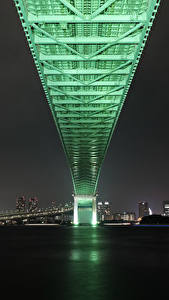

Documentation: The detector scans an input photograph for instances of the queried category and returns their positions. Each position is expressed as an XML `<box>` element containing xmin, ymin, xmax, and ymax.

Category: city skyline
<box><xmin>0</xmin><ymin>2</ymin><xmax>169</xmax><ymax>215</ymax></box>
<box><xmin>0</xmin><ymin>193</ymin><xmax>165</xmax><ymax>220</ymax></box>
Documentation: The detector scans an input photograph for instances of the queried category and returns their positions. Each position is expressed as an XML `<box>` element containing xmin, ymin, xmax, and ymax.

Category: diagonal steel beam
<box><xmin>86</xmin><ymin>103</ymin><xmax>119</xmax><ymax>118</ymax></box>
<box><xmin>88</xmin><ymin>23</ymin><xmax>143</xmax><ymax>59</ymax></box>
<box><xmin>31</xmin><ymin>23</ymin><xmax>86</xmax><ymax>60</ymax></box>
<box><xmin>86</xmin><ymin>61</ymin><xmax>132</xmax><ymax>86</ymax></box>
<box><xmin>44</xmin><ymin>61</ymin><xmax>130</xmax><ymax>88</ymax></box>
<box><xmin>86</xmin><ymin>86</ymin><xmax>124</xmax><ymax>104</ymax></box>
<box><xmin>43</xmin><ymin>61</ymin><xmax>85</xmax><ymax>86</ymax></box>
<box><xmin>59</xmin><ymin>0</ymin><xmax>85</xmax><ymax>20</ymax></box>
<box><xmin>54</xmin><ymin>103</ymin><xmax>83</xmax><ymax>116</ymax></box>
<box><xmin>89</xmin><ymin>0</ymin><xmax>117</xmax><ymax>20</ymax></box>
<box><xmin>49</xmin><ymin>86</ymin><xmax>84</xmax><ymax>104</ymax></box>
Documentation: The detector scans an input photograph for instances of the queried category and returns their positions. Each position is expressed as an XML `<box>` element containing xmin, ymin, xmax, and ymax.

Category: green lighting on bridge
<box><xmin>13</xmin><ymin>0</ymin><xmax>160</xmax><ymax>225</ymax></box>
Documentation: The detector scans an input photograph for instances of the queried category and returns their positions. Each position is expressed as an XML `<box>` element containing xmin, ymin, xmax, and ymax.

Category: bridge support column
<box><xmin>73</xmin><ymin>195</ymin><xmax>97</xmax><ymax>225</ymax></box>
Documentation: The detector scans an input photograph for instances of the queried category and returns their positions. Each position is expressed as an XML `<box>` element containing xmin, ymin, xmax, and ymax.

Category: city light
<box><xmin>74</xmin><ymin>212</ymin><xmax>79</xmax><ymax>226</ymax></box>
<box><xmin>92</xmin><ymin>210</ymin><xmax>97</xmax><ymax>226</ymax></box>
<box><xmin>73</xmin><ymin>196</ymin><xmax>78</xmax><ymax>225</ymax></box>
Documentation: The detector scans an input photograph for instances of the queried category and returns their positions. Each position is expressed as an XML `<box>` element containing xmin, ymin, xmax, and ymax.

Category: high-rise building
<box><xmin>16</xmin><ymin>196</ymin><xmax>26</xmax><ymax>211</ymax></box>
<box><xmin>64</xmin><ymin>201</ymin><xmax>73</xmax><ymax>210</ymax></box>
<box><xmin>51</xmin><ymin>200</ymin><xmax>57</xmax><ymax>209</ymax></box>
<box><xmin>97</xmin><ymin>202</ymin><xmax>103</xmax><ymax>221</ymax></box>
<box><xmin>163</xmin><ymin>201</ymin><xmax>169</xmax><ymax>216</ymax></box>
<box><xmin>28</xmin><ymin>197</ymin><xmax>38</xmax><ymax>212</ymax></box>
<box><xmin>138</xmin><ymin>202</ymin><xmax>149</xmax><ymax>218</ymax></box>
<box><xmin>97</xmin><ymin>201</ymin><xmax>111</xmax><ymax>221</ymax></box>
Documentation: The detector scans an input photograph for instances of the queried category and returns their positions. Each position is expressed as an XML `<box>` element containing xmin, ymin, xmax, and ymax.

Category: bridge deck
<box><xmin>13</xmin><ymin>0</ymin><xmax>160</xmax><ymax>196</ymax></box>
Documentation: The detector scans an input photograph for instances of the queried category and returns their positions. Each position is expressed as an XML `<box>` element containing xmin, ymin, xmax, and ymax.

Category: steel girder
<box><xmin>13</xmin><ymin>0</ymin><xmax>160</xmax><ymax>196</ymax></box>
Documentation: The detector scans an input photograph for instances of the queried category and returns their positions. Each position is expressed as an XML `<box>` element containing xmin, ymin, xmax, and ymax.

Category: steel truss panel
<box><xmin>13</xmin><ymin>0</ymin><xmax>160</xmax><ymax>196</ymax></box>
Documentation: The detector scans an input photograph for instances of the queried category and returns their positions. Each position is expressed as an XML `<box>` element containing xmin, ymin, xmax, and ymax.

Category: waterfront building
<box><xmin>163</xmin><ymin>201</ymin><xmax>169</xmax><ymax>216</ymax></box>
<box><xmin>51</xmin><ymin>200</ymin><xmax>57</xmax><ymax>209</ymax></box>
<box><xmin>64</xmin><ymin>201</ymin><xmax>73</xmax><ymax>210</ymax></box>
<box><xmin>120</xmin><ymin>212</ymin><xmax>136</xmax><ymax>221</ymax></box>
<box><xmin>16</xmin><ymin>196</ymin><xmax>26</xmax><ymax>212</ymax></box>
<box><xmin>112</xmin><ymin>212</ymin><xmax>136</xmax><ymax>221</ymax></box>
<box><xmin>112</xmin><ymin>213</ymin><xmax>121</xmax><ymax>221</ymax></box>
<box><xmin>138</xmin><ymin>202</ymin><xmax>149</xmax><ymax>218</ymax></box>
<box><xmin>28</xmin><ymin>197</ymin><xmax>38</xmax><ymax>212</ymax></box>
<box><xmin>97</xmin><ymin>201</ymin><xmax>111</xmax><ymax>221</ymax></box>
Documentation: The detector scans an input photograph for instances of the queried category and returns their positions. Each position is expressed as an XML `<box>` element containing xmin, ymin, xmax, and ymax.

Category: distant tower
<box><xmin>28</xmin><ymin>197</ymin><xmax>38</xmax><ymax>212</ymax></box>
<box><xmin>163</xmin><ymin>201</ymin><xmax>169</xmax><ymax>216</ymax></box>
<box><xmin>138</xmin><ymin>202</ymin><xmax>149</xmax><ymax>218</ymax></box>
<box><xmin>97</xmin><ymin>202</ymin><xmax>103</xmax><ymax>221</ymax></box>
<box><xmin>51</xmin><ymin>200</ymin><xmax>57</xmax><ymax>209</ymax></box>
<box><xmin>104</xmin><ymin>201</ymin><xmax>111</xmax><ymax>219</ymax></box>
<box><xmin>16</xmin><ymin>196</ymin><xmax>26</xmax><ymax>212</ymax></box>
<box><xmin>97</xmin><ymin>201</ymin><xmax>111</xmax><ymax>221</ymax></box>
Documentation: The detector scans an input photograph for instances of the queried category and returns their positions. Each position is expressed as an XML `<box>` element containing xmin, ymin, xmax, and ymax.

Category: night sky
<box><xmin>0</xmin><ymin>1</ymin><xmax>168</xmax><ymax>215</ymax></box>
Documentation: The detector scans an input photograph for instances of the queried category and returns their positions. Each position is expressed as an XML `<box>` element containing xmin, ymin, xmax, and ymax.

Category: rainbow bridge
<box><xmin>13</xmin><ymin>0</ymin><xmax>160</xmax><ymax>225</ymax></box>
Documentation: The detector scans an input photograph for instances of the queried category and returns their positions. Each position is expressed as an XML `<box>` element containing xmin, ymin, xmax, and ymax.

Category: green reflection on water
<box><xmin>67</xmin><ymin>226</ymin><xmax>107</xmax><ymax>299</ymax></box>
<box><xmin>71</xmin><ymin>249</ymin><xmax>99</xmax><ymax>262</ymax></box>
<box><xmin>90</xmin><ymin>250</ymin><xmax>99</xmax><ymax>262</ymax></box>
<box><xmin>70</xmin><ymin>227</ymin><xmax>100</xmax><ymax>262</ymax></box>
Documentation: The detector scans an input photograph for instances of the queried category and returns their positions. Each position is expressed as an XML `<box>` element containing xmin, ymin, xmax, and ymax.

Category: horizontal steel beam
<box><xmin>58</xmin><ymin>119</ymin><xmax>115</xmax><ymax>123</ymax></box>
<box><xmin>62</xmin><ymin>128</ymin><xmax>110</xmax><ymax>133</ymax></box>
<box><xmin>63</xmin><ymin>137</ymin><xmax>108</xmax><ymax>142</ymax></box>
<box><xmin>28</xmin><ymin>13</ymin><xmax>147</xmax><ymax>24</ymax></box>
<box><xmin>47</xmin><ymin>79</ymin><xmax>126</xmax><ymax>86</ymax></box>
<box><xmin>50</xmin><ymin>90</ymin><xmax>123</xmax><ymax>96</ymax></box>
<box><xmin>56</xmin><ymin>113</ymin><xmax>116</xmax><ymax>118</ymax></box>
<box><xmin>35</xmin><ymin>35</ymin><xmax>140</xmax><ymax>45</ymax></box>
<box><xmin>62</xmin><ymin>128</ymin><xmax>110</xmax><ymax>137</ymax></box>
<box><xmin>52</xmin><ymin>99</ymin><xmax>121</xmax><ymax>104</ymax></box>
<box><xmin>40</xmin><ymin>53</ymin><xmax>134</xmax><ymax>61</ymax></box>
<box><xmin>54</xmin><ymin>106</ymin><xmax>118</xmax><ymax>112</ymax></box>
<box><xmin>63</xmin><ymin>133</ymin><xmax>110</xmax><ymax>138</ymax></box>
<box><xmin>59</xmin><ymin>124</ymin><xmax>112</xmax><ymax>128</ymax></box>
<box><xmin>44</xmin><ymin>67</ymin><xmax>131</xmax><ymax>75</ymax></box>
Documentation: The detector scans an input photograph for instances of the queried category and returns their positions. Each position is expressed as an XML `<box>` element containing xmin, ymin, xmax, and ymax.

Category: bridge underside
<box><xmin>13</xmin><ymin>0</ymin><xmax>160</xmax><ymax>224</ymax></box>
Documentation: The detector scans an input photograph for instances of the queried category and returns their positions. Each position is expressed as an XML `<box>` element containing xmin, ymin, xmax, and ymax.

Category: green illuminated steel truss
<box><xmin>13</xmin><ymin>0</ymin><xmax>160</xmax><ymax>195</ymax></box>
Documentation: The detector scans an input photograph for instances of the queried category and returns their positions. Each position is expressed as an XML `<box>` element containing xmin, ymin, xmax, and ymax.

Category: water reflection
<box><xmin>67</xmin><ymin>226</ymin><xmax>108</xmax><ymax>299</ymax></box>
<box><xmin>1</xmin><ymin>226</ymin><xmax>168</xmax><ymax>299</ymax></box>
<box><xmin>71</xmin><ymin>247</ymin><xmax>100</xmax><ymax>262</ymax></box>
<box><xmin>70</xmin><ymin>227</ymin><xmax>101</xmax><ymax>263</ymax></box>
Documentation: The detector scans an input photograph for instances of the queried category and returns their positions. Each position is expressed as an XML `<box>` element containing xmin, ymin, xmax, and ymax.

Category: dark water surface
<box><xmin>0</xmin><ymin>225</ymin><xmax>169</xmax><ymax>299</ymax></box>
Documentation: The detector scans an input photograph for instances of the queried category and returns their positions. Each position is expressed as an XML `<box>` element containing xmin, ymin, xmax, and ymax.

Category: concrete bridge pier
<box><xmin>73</xmin><ymin>195</ymin><xmax>97</xmax><ymax>225</ymax></box>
